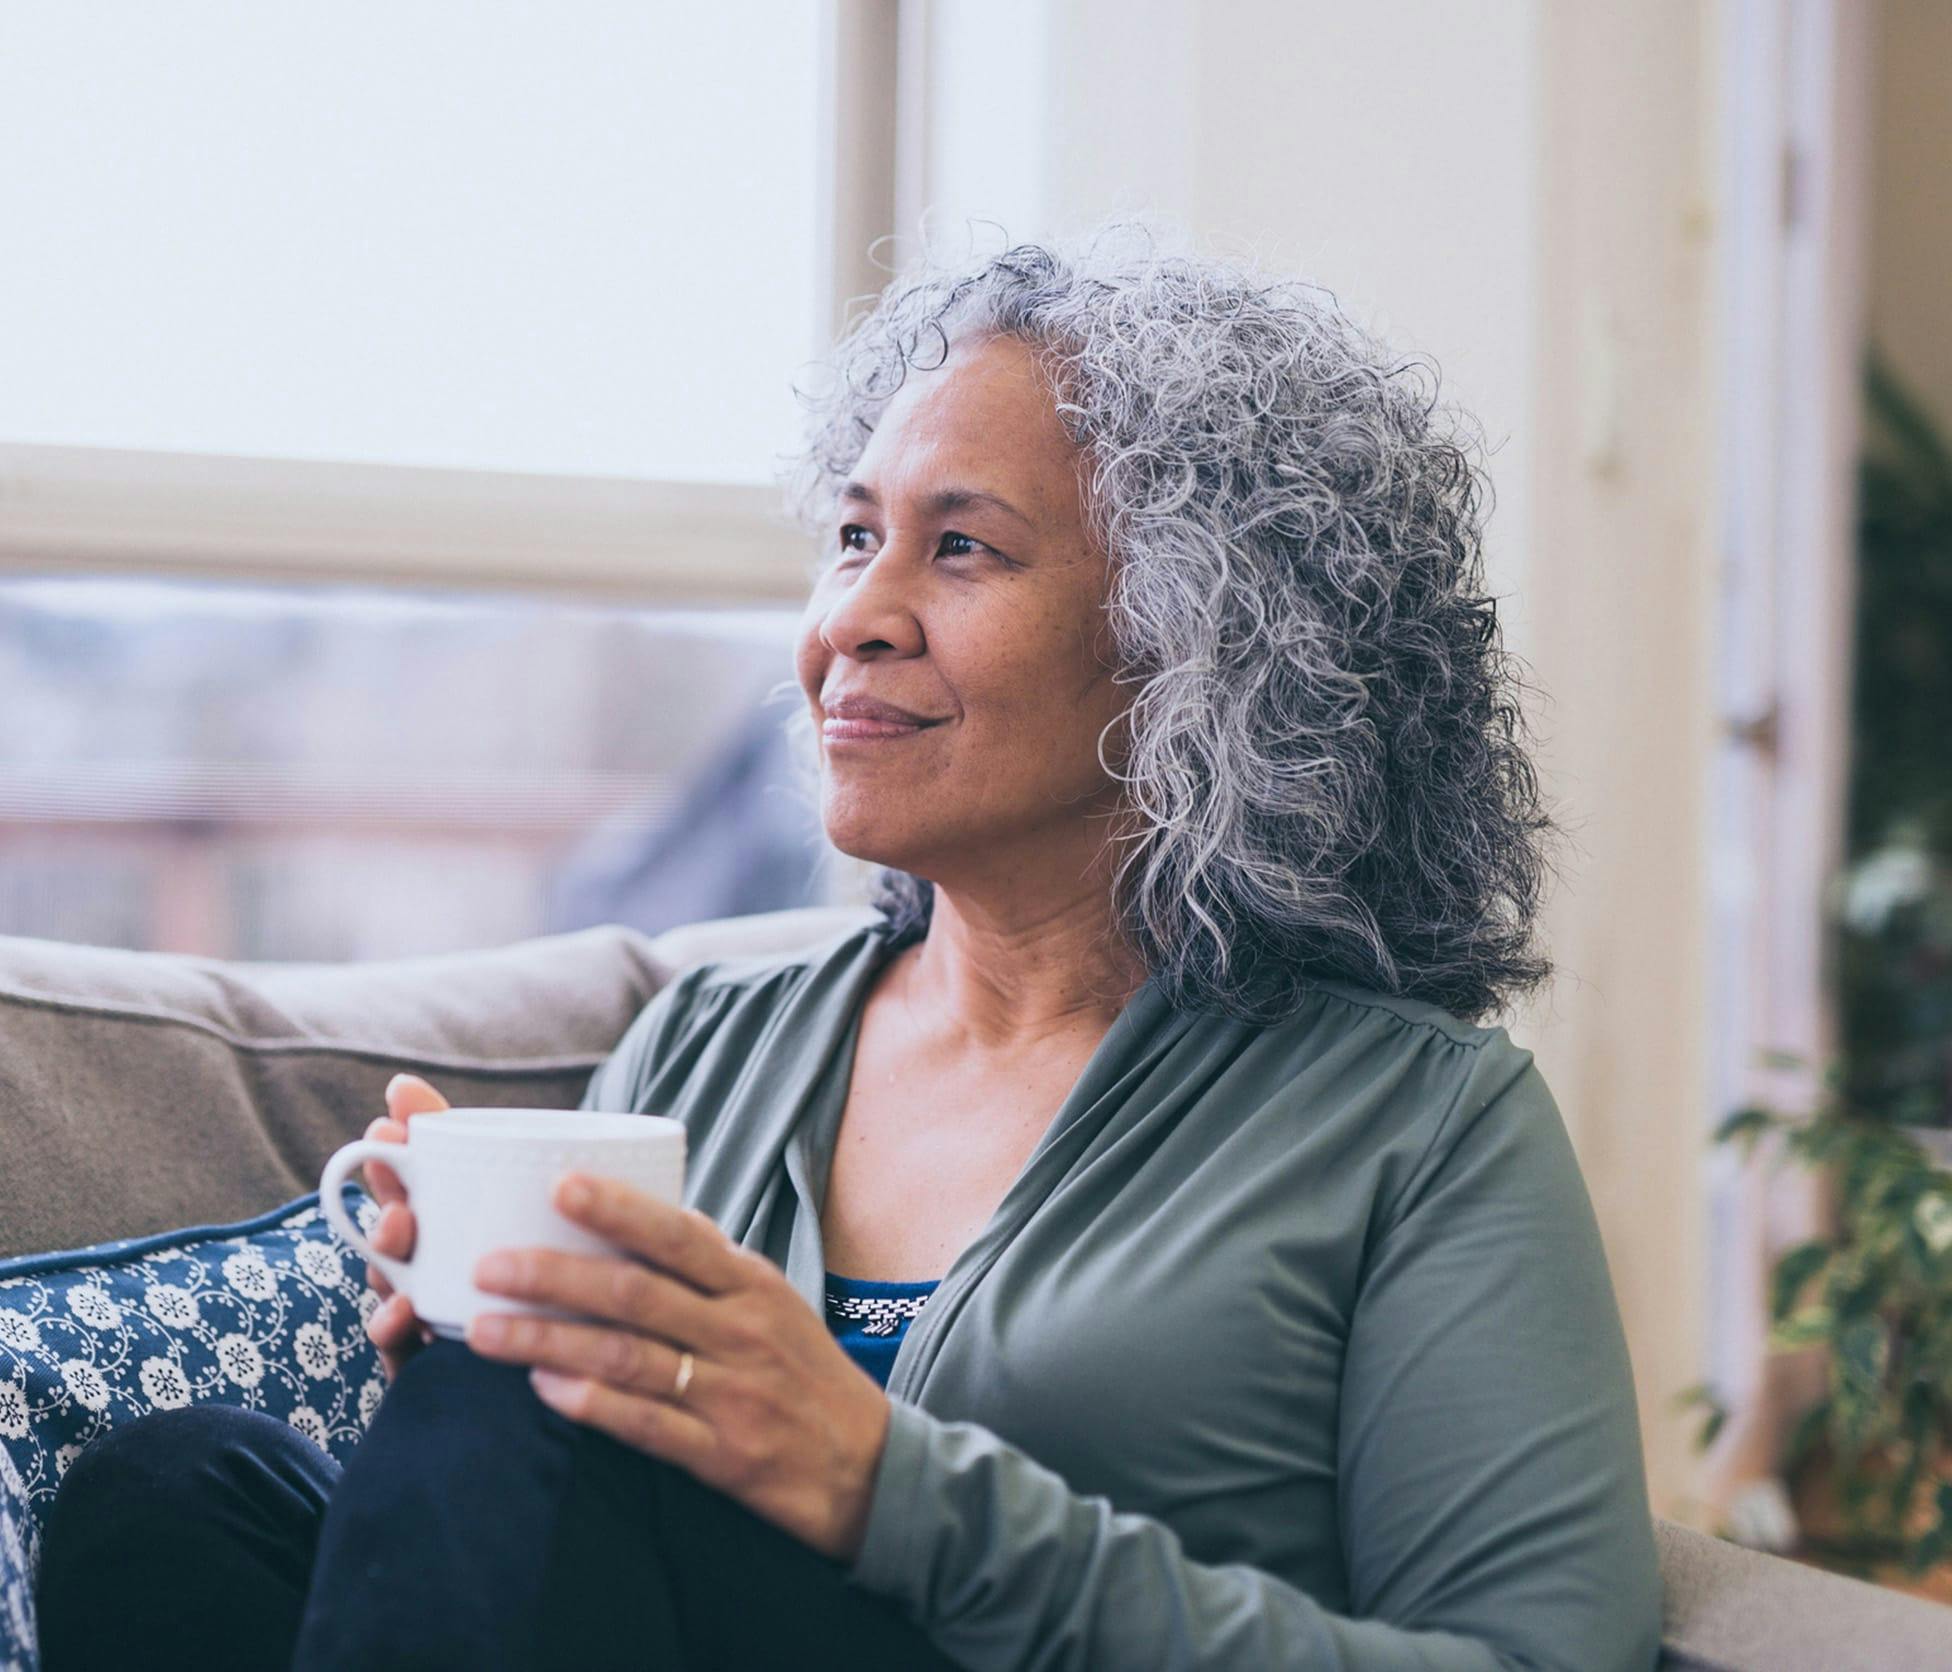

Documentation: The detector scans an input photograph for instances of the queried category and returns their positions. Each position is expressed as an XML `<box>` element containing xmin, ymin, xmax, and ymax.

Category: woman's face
<box><xmin>794</xmin><ymin>332</ymin><xmax>1129</xmax><ymax>893</ymax></box>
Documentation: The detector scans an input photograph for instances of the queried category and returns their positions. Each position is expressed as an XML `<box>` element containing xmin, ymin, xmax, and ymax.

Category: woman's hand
<box><xmin>463</xmin><ymin>1173</ymin><xmax>893</xmax><ymax>1565</ymax></box>
<box><xmin>359</xmin><ymin>1072</ymin><xmax>450</xmax><ymax>1381</ymax></box>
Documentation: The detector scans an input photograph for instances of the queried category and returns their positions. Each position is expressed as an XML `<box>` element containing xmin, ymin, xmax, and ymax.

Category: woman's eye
<box><xmin>831</xmin><ymin>525</ymin><xmax>997</xmax><ymax>564</ymax></box>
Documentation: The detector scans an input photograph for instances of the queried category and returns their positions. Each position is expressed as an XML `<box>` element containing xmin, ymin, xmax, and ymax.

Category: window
<box><xmin>0</xmin><ymin>3</ymin><xmax>826</xmax><ymax>485</ymax></box>
<box><xmin>0</xmin><ymin>8</ymin><xmax>901</xmax><ymax>957</ymax></box>
<box><xmin>0</xmin><ymin>577</ymin><xmax>830</xmax><ymax>959</ymax></box>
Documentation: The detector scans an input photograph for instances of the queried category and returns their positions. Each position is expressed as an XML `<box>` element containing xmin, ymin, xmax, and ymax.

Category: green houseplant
<box><xmin>1678</xmin><ymin>1065</ymin><xmax>1952</xmax><ymax>1581</ymax></box>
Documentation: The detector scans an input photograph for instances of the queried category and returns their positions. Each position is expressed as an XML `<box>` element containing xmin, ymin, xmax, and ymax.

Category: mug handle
<box><xmin>320</xmin><ymin>1139</ymin><xmax>415</xmax><ymax>1297</ymax></box>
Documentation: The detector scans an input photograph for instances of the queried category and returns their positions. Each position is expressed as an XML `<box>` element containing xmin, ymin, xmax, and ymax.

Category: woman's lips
<box><xmin>822</xmin><ymin>716</ymin><xmax>940</xmax><ymax>743</ymax></box>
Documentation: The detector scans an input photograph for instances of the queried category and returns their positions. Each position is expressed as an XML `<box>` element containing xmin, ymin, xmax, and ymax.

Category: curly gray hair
<box><xmin>781</xmin><ymin>218</ymin><xmax>1562</xmax><ymax>1025</ymax></box>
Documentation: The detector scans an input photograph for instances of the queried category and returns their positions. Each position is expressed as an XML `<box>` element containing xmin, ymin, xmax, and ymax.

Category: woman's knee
<box><xmin>323</xmin><ymin>1338</ymin><xmax>665</xmax><ymax>1554</ymax></box>
<box><xmin>323</xmin><ymin>1338</ymin><xmax>584</xmax><ymax>1529</ymax></box>
<box><xmin>366</xmin><ymin>1336</ymin><xmax>585</xmax><ymax>1459</ymax></box>
<box><xmin>46</xmin><ymin>1402</ymin><xmax>337</xmax><ymax>1553</ymax></box>
<box><xmin>59</xmin><ymin>1404</ymin><xmax>295</xmax><ymax>1499</ymax></box>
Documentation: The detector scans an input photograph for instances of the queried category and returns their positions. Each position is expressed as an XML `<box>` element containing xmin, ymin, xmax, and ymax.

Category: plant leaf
<box><xmin>1771</xmin><ymin>1240</ymin><xmax>1835</xmax><ymax>1322</ymax></box>
<box><xmin>1833</xmin><ymin>1314</ymin><xmax>1891</xmax><ymax>1452</ymax></box>
<box><xmin>1772</xmin><ymin>1305</ymin><xmax>1836</xmax><ymax>1349</ymax></box>
<box><xmin>1782</xmin><ymin>1398</ymin><xmax>1833</xmax><ymax>1474</ymax></box>
<box><xmin>1713</xmin><ymin>1105</ymin><xmax>1777</xmax><ymax>1152</ymax></box>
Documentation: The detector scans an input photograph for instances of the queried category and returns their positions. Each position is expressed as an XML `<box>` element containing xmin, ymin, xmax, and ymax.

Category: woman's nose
<box><xmin>819</xmin><ymin>549</ymin><xmax>925</xmax><ymax>660</ymax></box>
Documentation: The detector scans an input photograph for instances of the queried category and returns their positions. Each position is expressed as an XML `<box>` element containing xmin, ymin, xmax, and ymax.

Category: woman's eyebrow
<box><xmin>838</xmin><ymin>480</ymin><xmax>1033</xmax><ymax>530</ymax></box>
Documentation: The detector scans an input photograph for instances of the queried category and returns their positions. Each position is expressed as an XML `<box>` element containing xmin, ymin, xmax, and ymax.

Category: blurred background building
<box><xmin>2</xmin><ymin>0</ymin><xmax>1949</xmax><ymax>1569</ymax></box>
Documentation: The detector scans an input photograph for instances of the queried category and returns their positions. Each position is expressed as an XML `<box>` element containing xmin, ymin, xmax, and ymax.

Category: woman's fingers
<box><xmin>367</xmin><ymin>1291</ymin><xmax>416</xmax><ymax>1346</ymax></box>
<box><xmin>376</xmin><ymin>1194</ymin><xmax>419</xmax><ymax>1256</ymax></box>
<box><xmin>359</xmin><ymin>1075</ymin><xmax>449</xmax><ymax>1379</ymax></box>
<box><xmin>363</xmin><ymin>1202</ymin><xmax>416</xmax><ymax>1305</ymax></box>
<box><xmin>373</xmin><ymin>1200</ymin><xmax>416</xmax><ymax>1260</ymax></box>
<box><xmin>360</xmin><ymin>1116</ymin><xmax>408</xmax><ymax>1202</ymax></box>
<box><xmin>367</xmin><ymin>1292</ymin><xmax>428</xmax><ymax>1381</ymax></box>
<box><xmin>372</xmin><ymin>1294</ymin><xmax>433</xmax><ymax>1351</ymax></box>
<box><xmin>360</xmin><ymin>1074</ymin><xmax>449</xmax><ymax>1203</ymax></box>
<box><xmin>385</xmin><ymin>1074</ymin><xmax>451</xmax><ymax>1122</ymax></box>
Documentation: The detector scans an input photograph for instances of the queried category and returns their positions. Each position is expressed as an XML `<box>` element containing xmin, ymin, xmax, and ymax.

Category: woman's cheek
<box><xmin>791</xmin><ymin>620</ymin><xmax>828</xmax><ymax>700</ymax></box>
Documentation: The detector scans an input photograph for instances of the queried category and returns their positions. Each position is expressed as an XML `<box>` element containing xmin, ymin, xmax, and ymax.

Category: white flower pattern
<box><xmin>144</xmin><ymin>1285</ymin><xmax>200</xmax><ymax>1329</ymax></box>
<box><xmin>295</xmin><ymin>1242</ymin><xmax>345</xmax><ymax>1289</ymax></box>
<box><xmin>136</xmin><ymin>1358</ymin><xmax>190</xmax><ymax>1411</ymax></box>
<box><xmin>221</xmin><ymin>1250</ymin><xmax>278</xmax><ymax>1302</ymax></box>
<box><xmin>215</xmin><ymin>1334</ymin><xmax>266</xmax><ymax>1389</ymax></box>
<box><xmin>0</xmin><ymin>1185</ymin><xmax>389</xmax><ymax>1672</ymax></box>
<box><xmin>65</xmin><ymin>1287</ymin><xmax>120</xmax><ymax>1331</ymax></box>
<box><xmin>57</xmin><ymin>1363</ymin><xmax>109</xmax><ymax>1415</ymax></box>
<box><xmin>294</xmin><ymin>1323</ymin><xmax>337</xmax><ymax>1381</ymax></box>
<box><xmin>0</xmin><ymin>1384</ymin><xmax>26</xmax><ymax>1443</ymax></box>
<box><xmin>287</xmin><ymin>1405</ymin><xmax>328</xmax><ymax>1450</ymax></box>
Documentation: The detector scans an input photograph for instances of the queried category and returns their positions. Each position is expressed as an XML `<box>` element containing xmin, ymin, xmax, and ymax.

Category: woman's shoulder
<box><xmin>582</xmin><ymin>915</ymin><xmax>890</xmax><ymax>1113</ymax></box>
<box><xmin>1203</xmin><ymin>972</ymin><xmax>1537</xmax><ymax>1118</ymax></box>
<box><xmin>1294</xmin><ymin>982</ymin><xmax>1573</xmax><ymax>1241</ymax></box>
<box><xmin>1286</xmin><ymin>973</ymin><xmax>1520</xmax><ymax>1056</ymax></box>
<box><xmin>1199</xmin><ymin>974</ymin><xmax>1555</xmax><ymax>1215</ymax></box>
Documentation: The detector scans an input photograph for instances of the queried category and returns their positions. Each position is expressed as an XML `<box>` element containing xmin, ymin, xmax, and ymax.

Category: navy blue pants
<box><xmin>32</xmin><ymin>1337</ymin><xmax>958</xmax><ymax>1670</ymax></box>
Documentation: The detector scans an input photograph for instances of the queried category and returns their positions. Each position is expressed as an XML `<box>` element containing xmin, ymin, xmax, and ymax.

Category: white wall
<box><xmin>918</xmin><ymin>0</ymin><xmax>1541</xmax><ymax>645</ymax></box>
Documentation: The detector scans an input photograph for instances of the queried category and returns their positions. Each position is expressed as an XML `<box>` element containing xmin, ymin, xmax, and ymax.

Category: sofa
<box><xmin>2</xmin><ymin>906</ymin><xmax>1949</xmax><ymax>1670</ymax></box>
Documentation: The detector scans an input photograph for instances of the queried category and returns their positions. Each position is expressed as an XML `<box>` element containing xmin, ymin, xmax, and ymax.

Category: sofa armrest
<box><xmin>1654</xmin><ymin>1515</ymin><xmax>1952</xmax><ymax>1670</ymax></box>
<box><xmin>647</xmin><ymin>904</ymin><xmax>875</xmax><ymax>974</ymax></box>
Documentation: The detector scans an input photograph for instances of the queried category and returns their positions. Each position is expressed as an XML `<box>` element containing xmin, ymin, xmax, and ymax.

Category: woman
<box><xmin>34</xmin><ymin>221</ymin><xmax>1664</xmax><ymax>1670</ymax></box>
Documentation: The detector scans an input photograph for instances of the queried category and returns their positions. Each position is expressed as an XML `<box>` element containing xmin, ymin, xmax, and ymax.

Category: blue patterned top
<box><xmin>824</xmin><ymin>1271</ymin><xmax>940</xmax><ymax>1388</ymax></box>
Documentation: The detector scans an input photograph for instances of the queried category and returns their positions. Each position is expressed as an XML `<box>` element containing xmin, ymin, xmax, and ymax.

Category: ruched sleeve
<box><xmin>841</xmin><ymin>1043</ymin><xmax>1664</xmax><ymax>1671</ymax></box>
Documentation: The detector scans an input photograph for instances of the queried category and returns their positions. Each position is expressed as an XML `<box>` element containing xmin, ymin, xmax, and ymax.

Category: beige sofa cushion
<box><xmin>0</xmin><ymin>925</ymin><xmax>672</xmax><ymax>1258</ymax></box>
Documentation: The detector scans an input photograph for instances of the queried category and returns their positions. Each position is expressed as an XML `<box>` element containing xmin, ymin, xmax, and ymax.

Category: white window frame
<box><xmin>1700</xmin><ymin>0</ymin><xmax>1876</xmax><ymax>1494</ymax></box>
<box><xmin>0</xmin><ymin>1</ymin><xmax>902</xmax><ymax>608</ymax></box>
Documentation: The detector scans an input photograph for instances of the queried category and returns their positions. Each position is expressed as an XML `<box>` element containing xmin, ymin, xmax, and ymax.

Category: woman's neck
<box><xmin>894</xmin><ymin>887</ymin><xmax>1147</xmax><ymax>1055</ymax></box>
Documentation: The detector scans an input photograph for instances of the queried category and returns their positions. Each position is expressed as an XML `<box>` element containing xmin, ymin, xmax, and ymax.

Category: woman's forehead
<box><xmin>853</xmin><ymin>338</ymin><xmax>1083</xmax><ymax>517</ymax></box>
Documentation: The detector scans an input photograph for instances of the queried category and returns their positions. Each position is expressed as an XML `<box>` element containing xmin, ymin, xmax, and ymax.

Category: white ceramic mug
<box><xmin>319</xmin><ymin>1109</ymin><xmax>687</xmax><ymax>1339</ymax></box>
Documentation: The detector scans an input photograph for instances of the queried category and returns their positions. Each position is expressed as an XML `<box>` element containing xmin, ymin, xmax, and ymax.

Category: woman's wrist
<box><xmin>825</xmin><ymin>1385</ymin><xmax>893</xmax><ymax>1565</ymax></box>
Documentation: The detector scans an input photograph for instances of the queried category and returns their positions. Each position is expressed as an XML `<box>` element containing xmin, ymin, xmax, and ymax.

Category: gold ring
<box><xmin>671</xmin><ymin>1350</ymin><xmax>695</xmax><ymax>1402</ymax></box>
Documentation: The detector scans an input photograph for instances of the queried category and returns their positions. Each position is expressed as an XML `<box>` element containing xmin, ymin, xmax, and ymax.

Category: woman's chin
<box><xmin>825</xmin><ymin>834</ymin><xmax>918</xmax><ymax>874</ymax></box>
<box><xmin>819</xmin><ymin>810</ymin><xmax>928</xmax><ymax>875</ymax></box>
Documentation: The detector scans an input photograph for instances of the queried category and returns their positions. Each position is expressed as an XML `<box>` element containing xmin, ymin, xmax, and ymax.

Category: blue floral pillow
<box><xmin>0</xmin><ymin>1187</ymin><xmax>386</xmax><ymax>1672</ymax></box>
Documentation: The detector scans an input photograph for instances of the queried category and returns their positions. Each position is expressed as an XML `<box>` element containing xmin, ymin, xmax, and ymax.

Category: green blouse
<box><xmin>577</xmin><ymin>919</ymin><xmax>1663</xmax><ymax>1670</ymax></box>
